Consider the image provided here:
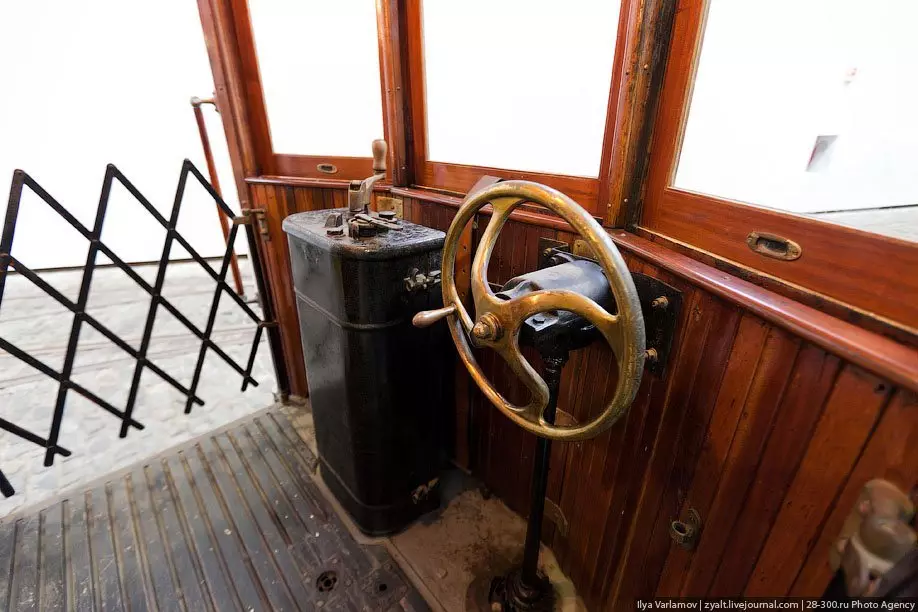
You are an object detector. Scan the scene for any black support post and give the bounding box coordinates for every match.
[490,348,569,611]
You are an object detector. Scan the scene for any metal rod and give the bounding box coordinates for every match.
[0,470,13,498]
[520,351,569,587]
[191,96,245,297]
[240,208,291,400]
[44,167,113,465]
[184,224,241,414]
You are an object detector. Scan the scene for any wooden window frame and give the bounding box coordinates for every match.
[226,0,390,180]
[639,0,918,331]
[401,0,635,217]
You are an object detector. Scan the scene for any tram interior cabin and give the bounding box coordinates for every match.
[0,0,916,610]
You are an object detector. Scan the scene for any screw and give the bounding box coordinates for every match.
[651,296,669,310]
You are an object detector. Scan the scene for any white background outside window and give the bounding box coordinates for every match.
[0,0,242,269]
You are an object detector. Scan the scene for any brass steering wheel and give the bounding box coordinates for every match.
[415,181,646,442]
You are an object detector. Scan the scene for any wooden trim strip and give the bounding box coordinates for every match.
[390,186,598,231]
[419,162,600,214]
[597,0,639,222]
[272,154,375,180]
[644,188,918,330]
[246,175,392,191]
[226,0,275,174]
[609,229,918,394]
[247,176,352,189]
[604,0,678,227]
[634,225,918,347]
[376,0,413,186]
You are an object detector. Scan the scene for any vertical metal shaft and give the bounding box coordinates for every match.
[241,217,291,401]
[191,98,245,297]
[520,351,569,588]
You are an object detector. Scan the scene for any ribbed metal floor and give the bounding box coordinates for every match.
[0,409,430,611]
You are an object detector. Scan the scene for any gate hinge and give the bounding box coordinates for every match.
[258,320,278,329]
[235,208,270,240]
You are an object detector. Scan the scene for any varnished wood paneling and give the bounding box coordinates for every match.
[790,389,918,596]
[746,366,890,596]
[412,207,916,610]
[706,345,841,595]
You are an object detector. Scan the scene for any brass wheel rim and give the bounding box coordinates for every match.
[440,180,646,442]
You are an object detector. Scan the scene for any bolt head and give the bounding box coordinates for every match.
[472,321,492,340]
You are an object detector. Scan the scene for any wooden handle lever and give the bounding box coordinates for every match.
[372,139,387,174]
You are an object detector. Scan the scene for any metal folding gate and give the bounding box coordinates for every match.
[0,160,288,498]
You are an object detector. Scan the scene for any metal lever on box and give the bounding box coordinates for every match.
[348,139,388,216]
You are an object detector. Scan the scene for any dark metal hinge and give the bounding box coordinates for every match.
[235,208,270,240]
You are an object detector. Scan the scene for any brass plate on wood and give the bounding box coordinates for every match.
[573,239,597,259]
[376,196,404,219]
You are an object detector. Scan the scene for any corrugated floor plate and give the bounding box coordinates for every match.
[0,409,430,611]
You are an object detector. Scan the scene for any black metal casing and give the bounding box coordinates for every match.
[283,210,449,536]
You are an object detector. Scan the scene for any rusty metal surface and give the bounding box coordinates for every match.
[0,409,430,611]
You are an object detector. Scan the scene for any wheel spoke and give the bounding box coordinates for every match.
[494,340,549,422]
[470,196,524,316]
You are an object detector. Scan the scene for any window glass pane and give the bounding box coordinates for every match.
[423,0,621,177]
[676,0,918,243]
[248,0,384,156]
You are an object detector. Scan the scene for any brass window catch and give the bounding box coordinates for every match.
[236,208,270,240]
[746,231,802,261]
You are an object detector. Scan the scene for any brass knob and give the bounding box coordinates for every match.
[472,313,503,342]
[372,139,387,173]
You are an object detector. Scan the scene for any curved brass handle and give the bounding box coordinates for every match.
[412,305,456,328]
[418,180,645,441]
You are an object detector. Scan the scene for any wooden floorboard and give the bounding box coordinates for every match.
[0,408,429,611]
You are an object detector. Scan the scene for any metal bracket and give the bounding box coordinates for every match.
[404,268,442,293]
[236,208,270,240]
[537,237,682,377]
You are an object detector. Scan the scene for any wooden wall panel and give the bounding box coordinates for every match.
[388,206,915,610]
[251,185,914,609]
